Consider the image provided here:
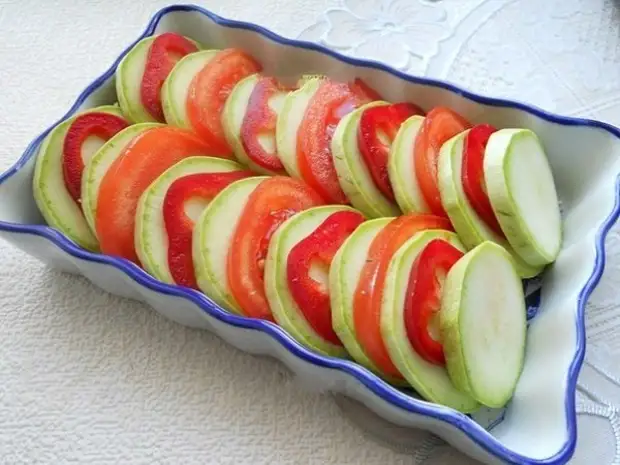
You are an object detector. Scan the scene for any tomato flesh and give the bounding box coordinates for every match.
[414,107,471,217]
[96,126,225,263]
[240,77,289,173]
[404,239,464,366]
[462,124,504,236]
[141,33,198,122]
[287,210,365,344]
[297,79,376,204]
[358,102,424,201]
[62,112,129,204]
[187,48,261,155]
[227,177,325,320]
[163,170,253,289]
[353,214,453,378]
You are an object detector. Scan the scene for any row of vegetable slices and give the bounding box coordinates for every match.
[32,32,562,412]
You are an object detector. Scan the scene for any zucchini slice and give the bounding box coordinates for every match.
[193,176,268,313]
[484,129,562,267]
[331,101,402,218]
[162,50,219,129]
[437,130,542,278]
[116,37,156,123]
[81,123,164,236]
[33,105,126,251]
[275,77,322,179]
[380,229,480,413]
[222,74,261,170]
[440,241,527,408]
[388,115,430,214]
[265,205,364,357]
[135,156,249,285]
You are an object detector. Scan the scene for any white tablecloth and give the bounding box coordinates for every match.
[1,1,620,463]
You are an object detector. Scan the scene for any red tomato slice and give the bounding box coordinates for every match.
[96,126,226,263]
[358,102,424,201]
[240,77,290,173]
[297,79,376,204]
[404,239,464,366]
[462,124,504,236]
[353,214,453,379]
[141,33,199,122]
[414,107,471,217]
[287,210,365,344]
[63,112,129,204]
[187,48,262,154]
[228,177,325,320]
[163,170,253,289]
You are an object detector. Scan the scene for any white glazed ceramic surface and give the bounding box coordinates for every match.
[0,5,618,465]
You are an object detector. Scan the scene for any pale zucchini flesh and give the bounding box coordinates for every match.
[135,156,248,285]
[484,129,562,267]
[380,229,480,413]
[81,123,164,237]
[115,37,158,124]
[388,115,430,214]
[162,50,218,129]
[275,77,322,179]
[329,217,407,385]
[222,74,259,170]
[265,205,362,357]
[440,241,526,409]
[331,101,402,218]
[192,176,268,313]
[33,105,125,251]
[437,130,542,279]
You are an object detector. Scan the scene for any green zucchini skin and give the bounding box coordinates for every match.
[440,241,527,409]
[484,128,562,267]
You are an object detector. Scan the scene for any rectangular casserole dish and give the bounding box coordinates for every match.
[1,5,619,464]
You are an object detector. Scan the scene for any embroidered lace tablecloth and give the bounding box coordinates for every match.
[1,0,619,463]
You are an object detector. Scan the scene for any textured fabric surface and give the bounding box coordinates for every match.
[1,1,619,463]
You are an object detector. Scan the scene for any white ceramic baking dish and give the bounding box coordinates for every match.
[1,5,618,464]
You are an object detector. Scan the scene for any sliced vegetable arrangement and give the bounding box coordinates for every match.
[225,176,324,320]
[117,33,200,123]
[265,205,365,357]
[95,125,227,264]
[34,105,129,251]
[223,74,291,175]
[82,122,164,236]
[437,128,544,277]
[380,229,480,412]
[331,101,423,218]
[33,32,564,413]
[187,48,262,156]
[296,77,380,203]
[161,50,218,129]
[135,157,253,288]
[331,214,453,382]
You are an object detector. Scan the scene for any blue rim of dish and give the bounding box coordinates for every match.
[0,4,618,464]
